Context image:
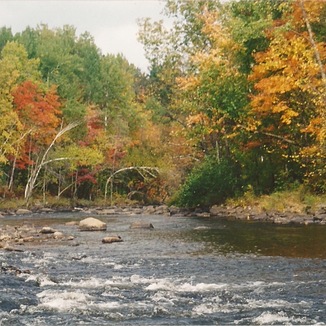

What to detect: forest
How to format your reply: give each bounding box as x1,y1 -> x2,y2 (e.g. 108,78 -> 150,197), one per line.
0,0 -> 325,209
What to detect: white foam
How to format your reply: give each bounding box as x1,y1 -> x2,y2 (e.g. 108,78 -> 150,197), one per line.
178,282 -> 227,292
252,311 -> 310,325
193,303 -> 234,315
104,276 -> 135,289
113,264 -> 124,270
25,274 -> 57,287
63,277 -> 104,289
130,274 -> 154,284
145,279 -> 174,291
247,299 -> 312,310
92,301 -> 122,310
192,295 -> 235,316
62,276 -> 132,289
145,278 -> 227,293
150,291 -> 176,306
37,290 -> 92,312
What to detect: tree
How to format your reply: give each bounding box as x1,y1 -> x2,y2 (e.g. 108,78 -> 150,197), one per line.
248,0 -> 326,192
0,42 -> 40,166
23,121 -> 81,201
0,27 -> 13,51
16,25 -> 88,124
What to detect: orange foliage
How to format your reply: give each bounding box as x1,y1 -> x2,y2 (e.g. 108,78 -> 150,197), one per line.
12,81 -> 61,144
11,80 -> 62,168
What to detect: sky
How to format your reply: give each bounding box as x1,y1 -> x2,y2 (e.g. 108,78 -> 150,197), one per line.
0,0 -> 169,72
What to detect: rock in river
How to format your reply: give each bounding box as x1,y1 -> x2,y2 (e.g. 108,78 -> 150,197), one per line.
79,217 -> 107,231
102,236 -> 123,244
16,208 -> 32,215
130,221 -> 154,229
40,227 -> 56,234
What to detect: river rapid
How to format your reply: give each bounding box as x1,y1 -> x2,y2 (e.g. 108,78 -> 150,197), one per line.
1,212 -> 325,325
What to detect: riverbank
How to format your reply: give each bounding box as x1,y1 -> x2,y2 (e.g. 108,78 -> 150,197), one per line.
1,201 -> 326,225
1,199 -> 325,252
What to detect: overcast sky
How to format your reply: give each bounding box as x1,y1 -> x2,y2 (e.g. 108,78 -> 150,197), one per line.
0,1 -> 168,72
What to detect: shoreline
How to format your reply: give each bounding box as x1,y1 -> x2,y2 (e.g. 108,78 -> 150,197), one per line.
1,203 -> 326,226
0,203 -> 325,253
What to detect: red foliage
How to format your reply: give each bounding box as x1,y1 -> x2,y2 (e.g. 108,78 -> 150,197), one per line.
11,81 -> 62,169
12,81 -> 62,144
76,168 -> 97,185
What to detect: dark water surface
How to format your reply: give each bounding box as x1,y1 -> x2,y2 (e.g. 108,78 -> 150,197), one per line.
0,212 -> 325,325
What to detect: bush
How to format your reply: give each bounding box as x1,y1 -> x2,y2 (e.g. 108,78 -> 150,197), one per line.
174,157 -> 243,208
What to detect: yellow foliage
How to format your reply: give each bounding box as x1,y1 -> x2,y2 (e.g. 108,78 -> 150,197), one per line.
186,113 -> 210,127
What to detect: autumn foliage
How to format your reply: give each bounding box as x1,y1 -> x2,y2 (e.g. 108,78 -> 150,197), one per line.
0,0 -> 325,205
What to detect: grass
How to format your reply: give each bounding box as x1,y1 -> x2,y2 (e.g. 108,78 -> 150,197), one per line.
0,193 -> 138,211
227,186 -> 326,214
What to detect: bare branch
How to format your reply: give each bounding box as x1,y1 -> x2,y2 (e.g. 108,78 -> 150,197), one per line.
104,166 -> 159,202
24,121 -> 81,201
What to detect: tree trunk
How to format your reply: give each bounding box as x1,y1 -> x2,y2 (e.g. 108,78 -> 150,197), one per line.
24,121 -> 80,203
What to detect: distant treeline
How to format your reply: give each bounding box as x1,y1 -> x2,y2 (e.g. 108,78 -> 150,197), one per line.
0,0 -> 325,207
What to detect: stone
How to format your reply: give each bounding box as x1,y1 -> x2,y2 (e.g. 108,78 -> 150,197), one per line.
130,221 -> 154,229
289,216 -> 305,224
102,236 -> 123,244
40,227 -> 56,234
53,231 -> 64,239
0,234 -> 11,242
96,209 -> 116,215
195,212 -> 210,218
131,208 -> 143,215
210,205 -> 223,216
22,236 -> 35,242
16,208 -> 32,215
273,217 -> 290,224
143,206 -> 156,215
155,205 -> 169,215
79,217 -> 107,231
39,208 -> 54,213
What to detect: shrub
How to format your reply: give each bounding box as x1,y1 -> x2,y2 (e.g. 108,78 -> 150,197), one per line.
174,156 -> 243,208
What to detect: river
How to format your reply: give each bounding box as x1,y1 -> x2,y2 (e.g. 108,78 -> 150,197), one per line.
1,212 -> 325,325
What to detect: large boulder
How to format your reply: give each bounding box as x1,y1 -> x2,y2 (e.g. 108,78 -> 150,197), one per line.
130,221 -> 154,229
79,217 -> 107,231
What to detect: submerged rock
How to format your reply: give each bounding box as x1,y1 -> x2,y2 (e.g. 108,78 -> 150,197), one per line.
130,221 -> 154,229
194,226 -> 211,230
79,217 -> 107,231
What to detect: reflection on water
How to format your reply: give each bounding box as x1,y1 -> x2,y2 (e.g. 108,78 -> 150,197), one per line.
188,218 -> 326,258
1,212 -> 326,259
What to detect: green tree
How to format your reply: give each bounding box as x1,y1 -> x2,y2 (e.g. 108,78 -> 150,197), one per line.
0,42 -> 40,165
0,27 -> 13,51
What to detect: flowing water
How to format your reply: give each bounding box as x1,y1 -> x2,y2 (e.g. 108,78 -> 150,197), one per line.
0,212 -> 325,325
